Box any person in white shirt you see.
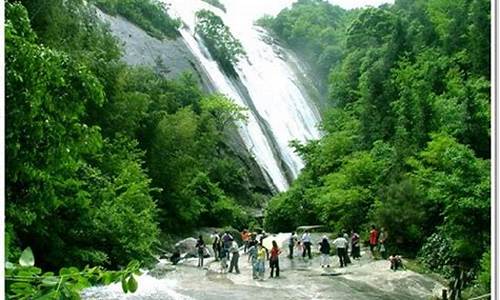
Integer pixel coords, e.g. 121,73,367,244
301,231,312,259
332,234,349,267
228,239,240,274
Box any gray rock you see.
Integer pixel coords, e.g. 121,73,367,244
175,237,197,255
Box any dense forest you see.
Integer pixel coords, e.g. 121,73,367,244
4,0,491,298
261,0,490,297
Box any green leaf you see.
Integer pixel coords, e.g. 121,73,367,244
19,247,35,267
35,290,60,300
41,277,59,287
121,276,128,293
127,275,138,293
127,260,140,270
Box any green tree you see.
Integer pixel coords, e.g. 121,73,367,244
410,134,490,267
195,9,246,76
6,3,159,269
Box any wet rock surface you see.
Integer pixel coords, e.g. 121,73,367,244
82,233,444,300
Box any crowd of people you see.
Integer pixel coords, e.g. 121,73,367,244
188,225,402,281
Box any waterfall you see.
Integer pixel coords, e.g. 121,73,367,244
163,0,322,192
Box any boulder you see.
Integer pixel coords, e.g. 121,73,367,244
175,237,197,255
175,237,211,258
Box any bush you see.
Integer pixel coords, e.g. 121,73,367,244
418,232,454,277
94,0,180,39
195,9,245,76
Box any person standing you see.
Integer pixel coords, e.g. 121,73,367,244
301,230,312,259
332,233,348,268
212,232,221,261
342,231,351,265
319,236,331,268
221,231,233,262
228,239,240,274
195,235,205,268
295,240,303,258
241,229,250,253
351,230,361,259
378,227,387,259
288,232,298,259
369,225,379,258
257,243,266,280
269,240,282,278
247,240,259,279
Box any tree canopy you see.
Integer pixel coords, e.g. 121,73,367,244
262,0,490,296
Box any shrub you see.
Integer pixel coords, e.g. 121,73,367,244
195,9,245,76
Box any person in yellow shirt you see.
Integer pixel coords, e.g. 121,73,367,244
257,243,266,280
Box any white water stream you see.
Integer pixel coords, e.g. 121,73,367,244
82,233,443,300
163,0,322,191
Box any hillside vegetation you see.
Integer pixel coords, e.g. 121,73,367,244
261,0,490,297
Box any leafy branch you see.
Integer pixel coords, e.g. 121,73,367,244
6,247,142,299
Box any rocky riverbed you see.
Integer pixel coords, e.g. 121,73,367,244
82,233,444,300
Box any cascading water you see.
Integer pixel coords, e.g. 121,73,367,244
83,1,443,298
163,0,322,192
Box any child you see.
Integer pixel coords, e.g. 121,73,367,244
389,255,404,271
295,241,303,258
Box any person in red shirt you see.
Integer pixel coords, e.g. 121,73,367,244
369,225,378,258
269,240,282,278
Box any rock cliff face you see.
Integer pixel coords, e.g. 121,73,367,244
96,10,214,90
96,9,274,196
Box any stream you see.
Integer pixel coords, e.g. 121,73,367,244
82,233,444,299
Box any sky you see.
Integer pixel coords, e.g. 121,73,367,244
215,0,395,24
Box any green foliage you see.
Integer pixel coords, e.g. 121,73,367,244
418,232,454,276
6,2,159,270
457,248,491,298
93,0,180,39
260,0,349,87
20,0,122,63
195,9,246,76
202,0,226,12
410,134,490,266
264,0,490,290
477,249,491,292
6,0,262,277
6,248,142,299
264,178,320,232
200,94,248,132
370,179,428,253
